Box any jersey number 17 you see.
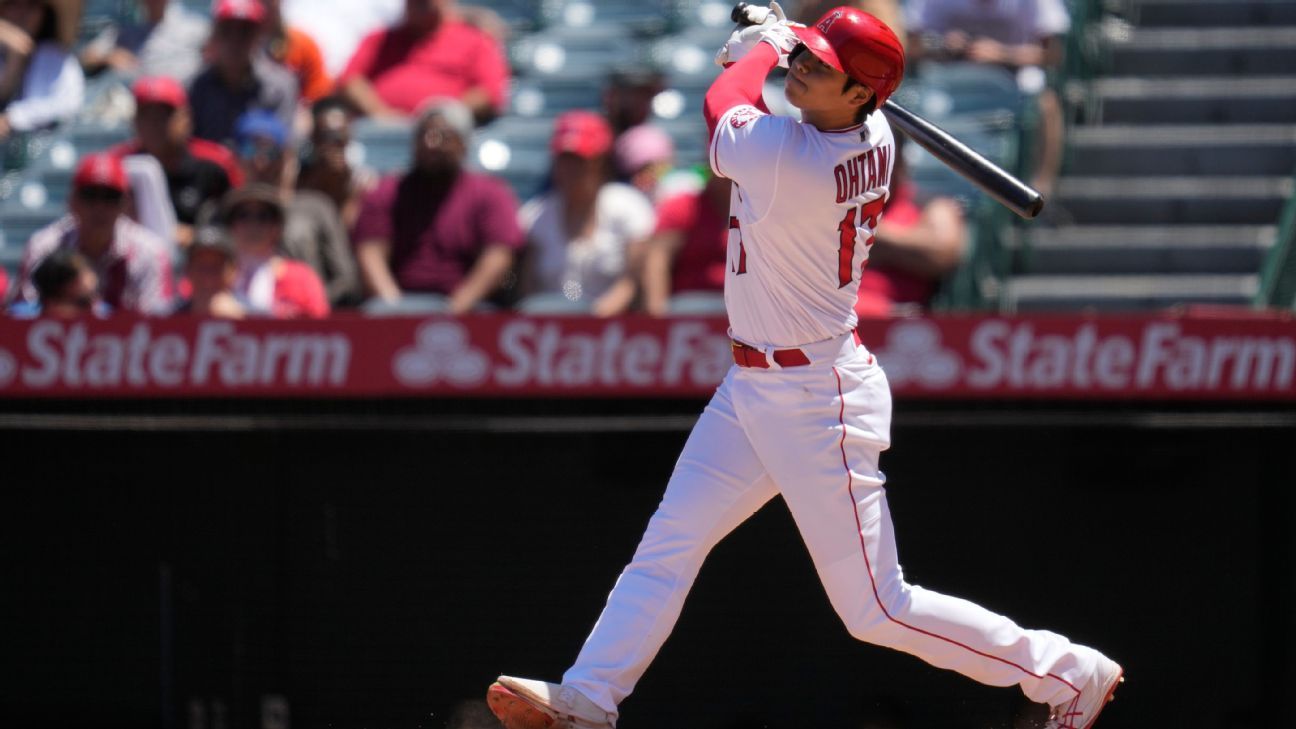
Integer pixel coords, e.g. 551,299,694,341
837,197,886,289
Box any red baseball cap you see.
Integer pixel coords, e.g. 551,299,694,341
73,153,128,193
551,111,613,159
213,0,267,23
132,76,187,109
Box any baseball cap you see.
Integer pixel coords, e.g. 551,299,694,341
213,0,267,23
189,226,236,261
234,109,289,150
219,183,285,221
132,76,187,109
551,111,613,159
614,124,675,176
73,153,128,193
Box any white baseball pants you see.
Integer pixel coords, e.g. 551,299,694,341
563,333,1104,717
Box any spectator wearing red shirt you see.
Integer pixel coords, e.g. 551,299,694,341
640,174,732,317
855,138,966,317
338,0,508,124
15,153,174,315
219,184,329,318
111,76,242,249
353,99,523,313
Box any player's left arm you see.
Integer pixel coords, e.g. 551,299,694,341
703,42,780,139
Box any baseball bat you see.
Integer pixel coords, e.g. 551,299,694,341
729,3,1045,219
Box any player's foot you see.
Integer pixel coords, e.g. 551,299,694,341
1044,656,1124,729
486,676,615,729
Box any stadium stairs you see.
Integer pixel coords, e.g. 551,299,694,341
1007,0,1296,311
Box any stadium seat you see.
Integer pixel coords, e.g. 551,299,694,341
515,292,592,315
544,0,674,35
363,294,451,316
511,26,643,82
470,118,555,202
509,77,604,119
352,119,413,173
668,291,726,315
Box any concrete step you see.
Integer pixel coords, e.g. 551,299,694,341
1092,76,1296,124
1004,274,1258,311
1108,27,1296,76
1134,0,1296,28
1054,176,1292,224
1022,225,1275,274
1066,125,1296,176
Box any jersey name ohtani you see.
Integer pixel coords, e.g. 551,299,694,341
834,145,891,203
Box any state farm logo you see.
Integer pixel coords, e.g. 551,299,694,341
0,347,16,388
394,321,490,387
874,320,961,388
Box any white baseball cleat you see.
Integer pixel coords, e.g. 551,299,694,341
1045,656,1124,729
486,676,615,729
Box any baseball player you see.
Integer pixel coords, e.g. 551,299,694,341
487,6,1122,728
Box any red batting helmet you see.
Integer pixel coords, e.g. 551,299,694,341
791,6,905,106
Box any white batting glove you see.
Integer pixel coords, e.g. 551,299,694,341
714,1,788,67
759,21,802,69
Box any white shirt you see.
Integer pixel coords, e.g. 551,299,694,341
520,182,655,303
282,0,404,77
710,105,895,349
906,0,1071,44
2,42,85,133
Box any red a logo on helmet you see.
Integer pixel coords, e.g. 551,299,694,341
818,10,843,33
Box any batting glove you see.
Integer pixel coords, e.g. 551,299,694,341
714,1,788,67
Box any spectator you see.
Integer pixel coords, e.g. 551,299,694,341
15,153,173,315
614,124,676,202
519,110,654,316
352,99,522,313
174,226,245,318
905,0,1070,199
110,76,241,249
223,109,360,306
338,0,508,124
297,95,378,231
0,0,84,142
855,137,967,317
602,67,664,137
260,0,331,105
219,184,329,318
0,265,7,303
188,0,297,148
79,0,211,84
15,248,106,318
639,173,731,317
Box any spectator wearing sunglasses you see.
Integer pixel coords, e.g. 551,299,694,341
296,96,377,232
218,183,329,318
8,248,107,319
12,153,173,315
187,0,297,148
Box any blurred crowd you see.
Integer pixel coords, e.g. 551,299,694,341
0,0,1073,321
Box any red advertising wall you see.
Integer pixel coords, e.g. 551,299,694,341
0,312,1293,399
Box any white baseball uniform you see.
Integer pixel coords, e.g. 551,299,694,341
558,59,1107,724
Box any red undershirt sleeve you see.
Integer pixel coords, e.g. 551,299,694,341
704,43,780,140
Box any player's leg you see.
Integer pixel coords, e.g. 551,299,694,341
733,352,1119,715
491,371,779,727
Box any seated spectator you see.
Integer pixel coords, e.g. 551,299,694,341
353,99,522,313
260,0,331,105
855,138,967,317
110,76,241,249
219,184,329,318
338,0,507,124
519,111,654,316
174,226,245,318
188,0,297,148
227,109,360,306
0,0,84,142
906,0,1069,198
79,0,211,84
14,153,173,315
640,173,731,317
614,124,677,203
13,248,107,318
603,67,665,138
297,96,378,231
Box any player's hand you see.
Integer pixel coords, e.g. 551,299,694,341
967,37,1009,64
714,1,787,67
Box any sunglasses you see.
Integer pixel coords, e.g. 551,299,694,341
229,206,281,224
77,186,124,204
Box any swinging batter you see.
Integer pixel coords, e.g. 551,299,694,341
487,6,1122,728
